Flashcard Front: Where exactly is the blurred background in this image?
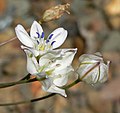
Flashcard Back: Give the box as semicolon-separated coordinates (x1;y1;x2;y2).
0;0;120;113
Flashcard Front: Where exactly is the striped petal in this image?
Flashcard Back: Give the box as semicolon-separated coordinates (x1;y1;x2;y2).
42;78;67;97
47;28;67;49
53;66;74;87
15;25;34;47
30;21;43;39
24;50;38;75
21;45;39;57
52;48;77;71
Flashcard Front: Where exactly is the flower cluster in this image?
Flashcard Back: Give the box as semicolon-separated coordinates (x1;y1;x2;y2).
15;21;110;97
15;21;76;97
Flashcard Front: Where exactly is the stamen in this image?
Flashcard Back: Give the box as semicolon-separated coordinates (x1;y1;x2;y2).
48;34;53;39
36;32;40;38
46;40;49;43
37;40;39;44
41;32;44;38
51;41;56;46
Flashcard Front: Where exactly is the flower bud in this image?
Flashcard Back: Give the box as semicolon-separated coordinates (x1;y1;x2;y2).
42;3;70;22
77;52;110;84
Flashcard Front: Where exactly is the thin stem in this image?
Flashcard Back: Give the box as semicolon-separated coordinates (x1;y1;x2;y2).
0;28;30;47
20;73;31;80
0;20;42;47
0;93;56;106
0;76;46;88
0;78;81;106
63;78;81;89
0;37;17;47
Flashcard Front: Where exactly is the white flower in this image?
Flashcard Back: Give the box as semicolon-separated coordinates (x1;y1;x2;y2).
15;21;67;56
15;20;78;96
77;52;110;85
24;48;77;97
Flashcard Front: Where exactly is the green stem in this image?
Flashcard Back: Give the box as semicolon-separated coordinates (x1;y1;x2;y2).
0;76;46;88
63;78;81;89
0;93;56;106
20;73;31;80
0;78;81;106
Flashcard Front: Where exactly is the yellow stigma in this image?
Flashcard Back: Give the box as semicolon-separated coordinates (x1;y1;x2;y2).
45;69;54;76
38;44;45;51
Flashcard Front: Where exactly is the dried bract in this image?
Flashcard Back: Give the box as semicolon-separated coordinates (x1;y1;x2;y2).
42;3;70;22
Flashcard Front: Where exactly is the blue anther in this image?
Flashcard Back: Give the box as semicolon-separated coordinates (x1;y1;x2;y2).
37;40;39;44
51;41;56;46
48;34;53;39
36;32;40;38
46;40;49;43
41;32;44;38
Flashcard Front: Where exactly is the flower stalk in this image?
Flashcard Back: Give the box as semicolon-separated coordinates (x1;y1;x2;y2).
62;78;81;89
0;78;81;106
0;93;56;106
0;75;46;88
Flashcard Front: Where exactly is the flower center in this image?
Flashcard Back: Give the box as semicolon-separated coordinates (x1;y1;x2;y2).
35;32;56;51
38;43;45;51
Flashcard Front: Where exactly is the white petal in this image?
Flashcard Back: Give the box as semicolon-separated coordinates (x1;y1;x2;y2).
39;57;50;67
55;65;74;75
38;50;63;67
99;62;109;83
30;21;43;39
54;75;68;87
42;78;67;97
15;25;34;47
24;50;38;75
38;53;53;66
42;78;53;89
52;48;77;71
88;66;100;84
77;61;109;84
47;85;67;97
41;48;76;74
79;53;103;63
40;49;62;59
47;28;67;49
53;66;73;86
77;53;110;84
77;62;99;83
21;45;39;57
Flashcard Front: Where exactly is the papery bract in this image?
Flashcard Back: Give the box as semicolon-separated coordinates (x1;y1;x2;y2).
42;3;70;22
77;52;110;85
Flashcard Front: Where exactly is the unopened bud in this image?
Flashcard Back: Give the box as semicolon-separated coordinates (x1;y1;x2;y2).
42;3;70;22
77;52;110;85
